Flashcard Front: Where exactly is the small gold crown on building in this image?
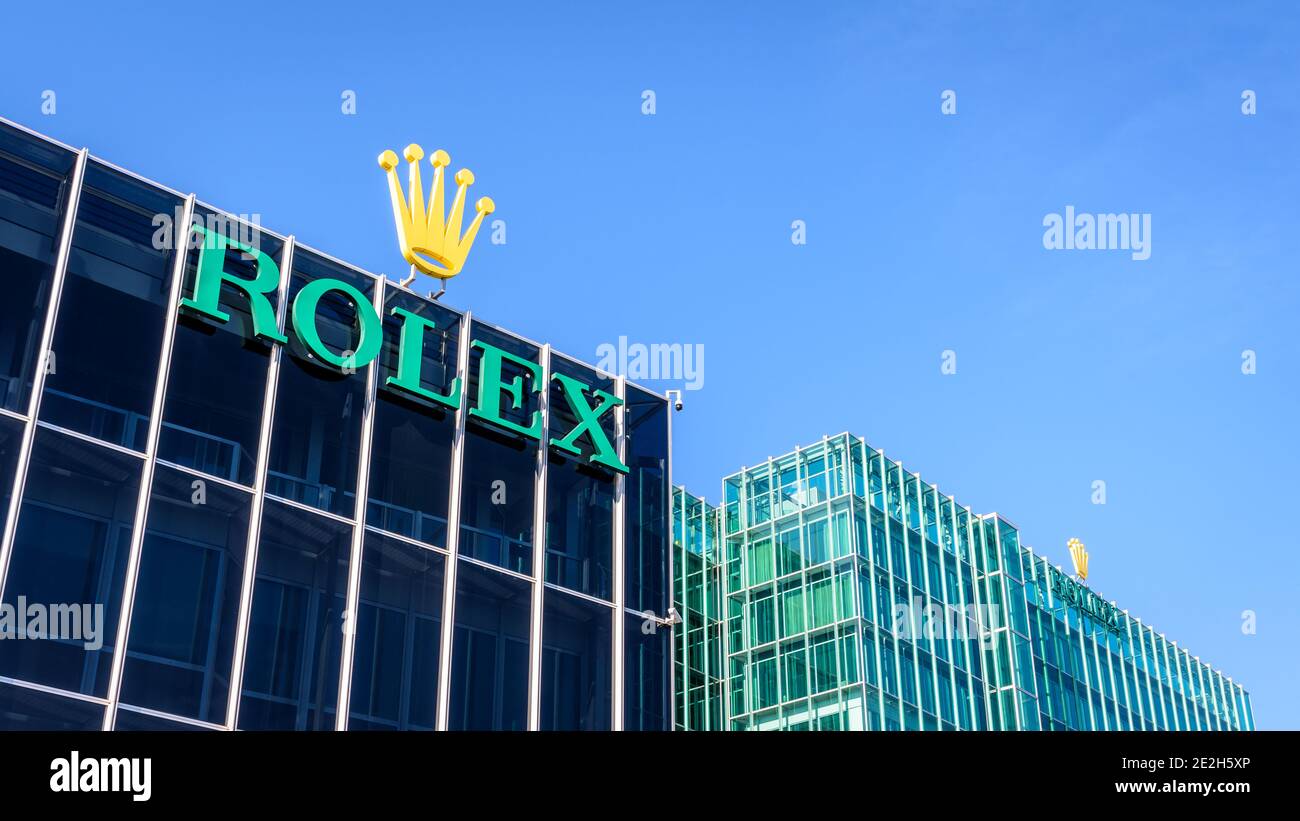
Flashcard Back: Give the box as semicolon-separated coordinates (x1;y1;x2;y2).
378;143;495;280
1067;537;1089;581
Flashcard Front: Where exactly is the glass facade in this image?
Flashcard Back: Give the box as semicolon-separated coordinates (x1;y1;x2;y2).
0;118;1250;733
675;433;1254;731
0;119;670;731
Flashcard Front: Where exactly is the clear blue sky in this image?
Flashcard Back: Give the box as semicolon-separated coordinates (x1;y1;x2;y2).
3;1;1296;727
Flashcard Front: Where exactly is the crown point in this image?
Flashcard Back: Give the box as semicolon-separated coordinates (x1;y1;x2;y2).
378;150;399;170
476;196;495;214
455;168;475;186
431;149;450;168
404;144;424;162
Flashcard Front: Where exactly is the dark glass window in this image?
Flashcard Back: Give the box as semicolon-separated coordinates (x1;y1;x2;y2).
40;162;182;450
0;124;76;413
113;707;210;730
0;681;103;730
348;531;444;730
0;414;23;530
540;587;612;730
459;322;539;574
625;610;670;730
158;210;283;485
366;291;461;546
0;427;139;696
120;464;250;725
266;251;371;517
238;500;350;730
448;559;530;730
624;385;669;615
545;354;615;600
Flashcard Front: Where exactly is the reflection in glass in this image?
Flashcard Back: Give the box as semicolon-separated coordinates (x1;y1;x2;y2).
541;586;612;730
459;323;538;574
120;464;249;725
545;355;615;600
0;123;76;413
266;251;371;517
624;385;669;614
0;681;103;730
367;291;460;546
348;531;444;730
0;427;138;697
448;559;530;730
0;414;23;531
238;500;350;730
40;162;182;450
113;707;209;731
158;211;282;484
625;611;670;730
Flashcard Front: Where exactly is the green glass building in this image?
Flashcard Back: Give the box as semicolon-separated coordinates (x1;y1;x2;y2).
673;433;1254;731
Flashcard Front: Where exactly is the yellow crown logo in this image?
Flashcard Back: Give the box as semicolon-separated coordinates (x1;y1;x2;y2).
1067;538;1089;581
378;143;495;280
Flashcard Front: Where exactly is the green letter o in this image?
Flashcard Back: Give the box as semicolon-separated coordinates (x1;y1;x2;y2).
290;278;381;370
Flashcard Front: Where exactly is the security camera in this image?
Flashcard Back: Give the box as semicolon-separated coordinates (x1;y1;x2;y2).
667;389;684;412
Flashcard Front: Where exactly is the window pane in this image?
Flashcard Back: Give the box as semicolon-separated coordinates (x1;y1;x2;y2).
545;354;615;599
459;322;538;574
265;251;372;517
120;464;250;725
238;500;350;730
0;681;103;730
366;291;460;546
448;559;530;730
158;210;282;484
624;610;669;730
624;385;669;614
541;587;611;731
114;707;211;731
0;414;23;530
40;162;182;450
0;123;77;413
348;531;444;731
0;427;139;696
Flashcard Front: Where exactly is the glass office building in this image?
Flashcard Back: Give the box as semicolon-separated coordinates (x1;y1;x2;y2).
0;118;671;731
674;433;1254;731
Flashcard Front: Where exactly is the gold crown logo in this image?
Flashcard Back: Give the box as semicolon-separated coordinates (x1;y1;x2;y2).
378;143;495;280
1067;538;1089;581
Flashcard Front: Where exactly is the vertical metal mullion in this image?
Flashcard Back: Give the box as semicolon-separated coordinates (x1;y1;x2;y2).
526;344;551;731
101;193;196;730
224;235;295;729
664;393;675;730
333;275;386;730
0;148;87;602
610;374;627;730
434;311;473;731
1124;614;1147;730
862;443;886;730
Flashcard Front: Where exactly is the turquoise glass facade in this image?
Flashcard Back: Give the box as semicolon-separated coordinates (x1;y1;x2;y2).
674;432;1253;731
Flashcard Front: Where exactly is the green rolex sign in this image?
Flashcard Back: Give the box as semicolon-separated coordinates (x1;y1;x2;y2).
178;225;627;473
1048;565;1121;635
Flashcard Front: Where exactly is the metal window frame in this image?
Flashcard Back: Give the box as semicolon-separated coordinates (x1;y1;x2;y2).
333;275;386;729
100;194;196;730
223;235;296;729
526;344;551;730
0;147;88;603
434;311;474;731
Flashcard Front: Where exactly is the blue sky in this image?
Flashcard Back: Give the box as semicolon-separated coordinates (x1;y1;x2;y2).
3;1;1297;727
